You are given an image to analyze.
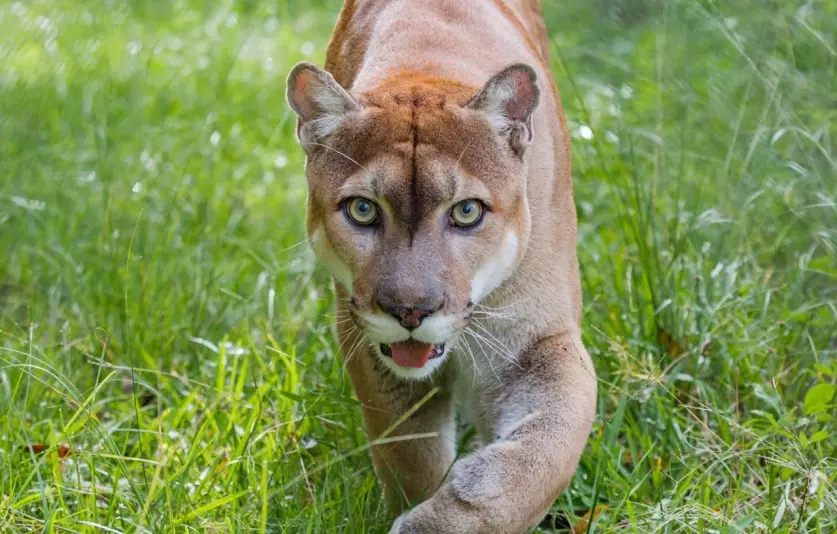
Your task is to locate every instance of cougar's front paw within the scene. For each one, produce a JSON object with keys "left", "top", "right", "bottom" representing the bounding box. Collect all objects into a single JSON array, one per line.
[
  {"left": 387, "top": 502, "right": 441, "bottom": 534},
  {"left": 386, "top": 490, "right": 492, "bottom": 534},
  {"left": 389, "top": 510, "right": 441, "bottom": 534}
]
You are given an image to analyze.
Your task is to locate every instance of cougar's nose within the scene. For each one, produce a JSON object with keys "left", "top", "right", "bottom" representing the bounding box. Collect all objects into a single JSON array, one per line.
[{"left": 379, "top": 304, "right": 436, "bottom": 330}]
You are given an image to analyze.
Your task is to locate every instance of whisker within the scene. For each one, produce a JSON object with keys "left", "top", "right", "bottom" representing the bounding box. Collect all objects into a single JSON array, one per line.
[
  {"left": 322, "top": 309, "right": 352, "bottom": 318},
  {"left": 470, "top": 310, "right": 515, "bottom": 321},
  {"left": 466, "top": 328, "right": 506, "bottom": 362},
  {"left": 472, "top": 306, "right": 515, "bottom": 315},
  {"left": 342, "top": 331, "right": 368, "bottom": 369},
  {"left": 469, "top": 321, "right": 518, "bottom": 362},
  {"left": 277, "top": 237, "right": 312, "bottom": 255},
  {"left": 323, "top": 305, "right": 354, "bottom": 317},
  {"left": 459, "top": 337, "right": 481, "bottom": 387},
  {"left": 335, "top": 325, "right": 359, "bottom": 358},
  {"left": 345, "top": 336, "right": 368, "bottom": 367},
  {"left": 464, "top": 330, "right": 501, "bottom": 381},
  {"left": 333, "top": 324, "right": 359, "bottom": 389},
  {"left": 474, "top": 298, "right": 530, "bottom": 313},
  {"left": 308, "top": 142, "right": 363, "bottom": 169},
  {"left": 455, "top": 138, "right": 474, "bottom": 166},
  {"left": 470, "top": 320, "right": 517, "bottom": 356},
  {"left": 340, "top": 338, "right": 361, "bottom": 370},
  {"left": 466, "top": 326, "right": 521, "bottom": 370}
]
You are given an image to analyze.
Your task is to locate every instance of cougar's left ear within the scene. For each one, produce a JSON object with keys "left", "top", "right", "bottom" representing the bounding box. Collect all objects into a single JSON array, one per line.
[
  {"left": 467, "top": 63, "right": 540, "bottom": 157},
  {"left": 286, "top": 62, "right": 360, "bottom": 150}
]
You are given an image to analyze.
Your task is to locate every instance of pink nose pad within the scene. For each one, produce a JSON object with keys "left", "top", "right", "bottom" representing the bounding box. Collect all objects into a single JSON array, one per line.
[
  {"left": 399, "top": 308, "right": 431, "bottom": 329},
  {"left": 381, "top": 305, "right": 434, "bottom": 330}
]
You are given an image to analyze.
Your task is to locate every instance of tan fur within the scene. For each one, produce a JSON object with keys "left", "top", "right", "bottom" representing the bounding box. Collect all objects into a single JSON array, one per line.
[{"left": 286, "top": 1, "right": 597, "bottom": 532}]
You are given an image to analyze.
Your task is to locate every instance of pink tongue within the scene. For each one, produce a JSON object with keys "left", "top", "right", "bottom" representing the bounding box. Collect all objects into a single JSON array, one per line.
[{"left": 390, "top": 340, "right": 434, "bottom": 368}]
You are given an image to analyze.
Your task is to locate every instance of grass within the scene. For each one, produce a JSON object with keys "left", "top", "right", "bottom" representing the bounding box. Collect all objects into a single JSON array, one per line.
[{"left": 1, "top": 0, "right": 835, "bottom": 531}]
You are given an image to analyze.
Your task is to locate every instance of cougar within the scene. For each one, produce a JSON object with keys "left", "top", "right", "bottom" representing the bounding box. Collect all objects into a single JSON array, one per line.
[{"left": 286, "top": 1, "right": 597, "bottom": 531}]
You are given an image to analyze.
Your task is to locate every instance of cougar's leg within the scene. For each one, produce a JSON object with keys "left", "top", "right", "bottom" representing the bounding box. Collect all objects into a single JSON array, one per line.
[
  {"left": 390, "top": 332, "right": 596, "bottom": 533},
  {"left": 336, "top": 322, "right": 456, "bottom": 513}
]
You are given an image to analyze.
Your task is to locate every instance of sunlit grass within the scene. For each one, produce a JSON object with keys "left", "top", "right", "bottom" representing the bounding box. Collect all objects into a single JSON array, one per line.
[{"left": 1, "top": 0, "right": 835, "bottom": 532}]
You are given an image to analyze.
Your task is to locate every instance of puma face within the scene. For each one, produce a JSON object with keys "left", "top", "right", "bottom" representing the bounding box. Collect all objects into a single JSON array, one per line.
[{"left": 287, "top": 63, "right": 540, "bottom": 380}]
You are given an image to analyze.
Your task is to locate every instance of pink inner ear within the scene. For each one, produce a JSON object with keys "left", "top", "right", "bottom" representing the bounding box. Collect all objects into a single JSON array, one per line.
[
  {"left": 505, "top": 70, "right": 535, "bottom": 122},
  {"left": 293, "top": 70, "right": 317, "bottom": 120}
]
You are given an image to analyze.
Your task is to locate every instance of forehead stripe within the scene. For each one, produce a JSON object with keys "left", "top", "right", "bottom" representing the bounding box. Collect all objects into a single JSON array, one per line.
[{"left": 408, "top": 107, "right": 420, "bottom": 241}]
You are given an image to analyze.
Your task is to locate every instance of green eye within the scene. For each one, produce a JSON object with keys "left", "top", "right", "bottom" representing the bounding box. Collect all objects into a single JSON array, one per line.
[
  {"left": 450, "top": 200, "right": 484, "bottom": 228},
  {"left": 345, "top": 197, "right": 379, "bottom": 225}
]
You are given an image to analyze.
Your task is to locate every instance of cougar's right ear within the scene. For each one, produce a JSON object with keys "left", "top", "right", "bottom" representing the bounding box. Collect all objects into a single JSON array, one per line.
[{"left": 286, "top": 62, "right": 360, "bottom": 150}]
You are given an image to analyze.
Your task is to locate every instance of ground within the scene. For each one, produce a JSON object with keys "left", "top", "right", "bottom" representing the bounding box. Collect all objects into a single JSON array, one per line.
[{"left": 1, "top": 0, "right": 836, "bottom": 532}]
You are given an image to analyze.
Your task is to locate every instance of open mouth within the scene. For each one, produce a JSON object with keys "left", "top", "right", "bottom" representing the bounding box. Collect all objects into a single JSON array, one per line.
[{"left": 379, "top": 341, "right": 446, "bottom": 369}]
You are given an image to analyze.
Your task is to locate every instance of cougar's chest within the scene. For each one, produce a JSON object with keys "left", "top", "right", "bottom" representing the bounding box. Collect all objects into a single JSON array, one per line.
[{"left": 452, "top": 329, "right": 521, "bottom": 441}]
